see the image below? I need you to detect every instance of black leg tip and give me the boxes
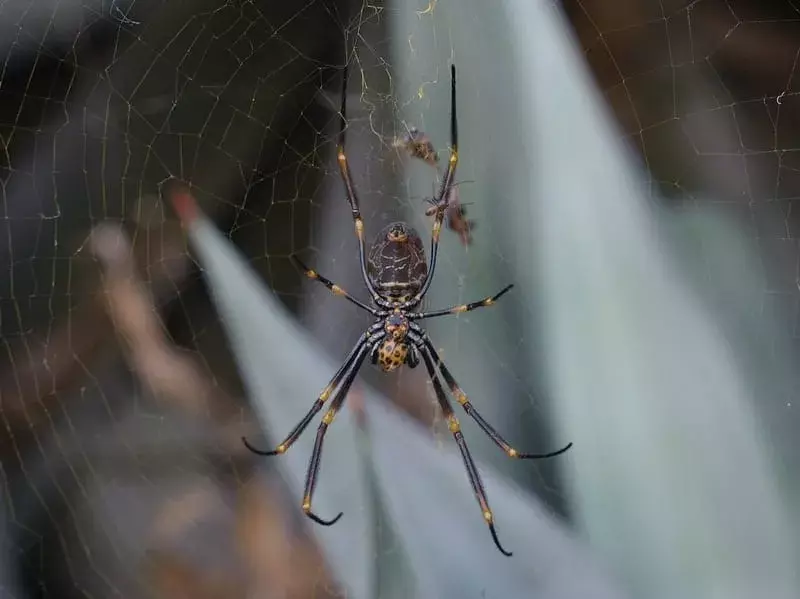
[306,510,343,527]
[242,436,279,456]
[518,441,573,460]
[488,523,512,557]
[495,283,514,299]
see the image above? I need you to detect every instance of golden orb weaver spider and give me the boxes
[243,64,573,557]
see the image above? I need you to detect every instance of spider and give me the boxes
[242,64,573,557]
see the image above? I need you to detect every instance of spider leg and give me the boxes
[414,337,512,557]
[402,65,459,308]
[302,339,375,526]
[414,331,573,460]
[370,343,380,365]
[336,65,383,304]
[406,345,419,368]
[292,256,382,316]
[409,284,514,321]
[242,324,383,456]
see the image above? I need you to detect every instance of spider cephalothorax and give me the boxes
[242,64,573,557]
[384,311,409,339]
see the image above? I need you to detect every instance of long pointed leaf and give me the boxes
[176,199,373,599]
[508,1,800,597]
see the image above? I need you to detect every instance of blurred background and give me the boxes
[0,0,798,597]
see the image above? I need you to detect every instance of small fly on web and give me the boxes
[424,185,476,246]
[393,126,439,167]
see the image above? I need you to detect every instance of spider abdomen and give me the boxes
[367,222,428,301]
[376,339,408,372]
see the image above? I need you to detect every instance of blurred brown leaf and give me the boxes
[236,479,342,599]
[0,200,191,449]
[90,222,255,453]
[149,483,223,544]
[146,550,243,599]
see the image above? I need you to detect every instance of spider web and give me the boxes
[0,0,797,597]
[564,0,800,428]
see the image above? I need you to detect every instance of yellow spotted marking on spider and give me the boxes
[377,339,407,372]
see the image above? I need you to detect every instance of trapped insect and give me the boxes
[243,64,573,557]
[394,125,439,166]
[403,123,475,246]
[425,185,476,246]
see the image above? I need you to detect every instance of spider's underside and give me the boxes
[243,64,573,557]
